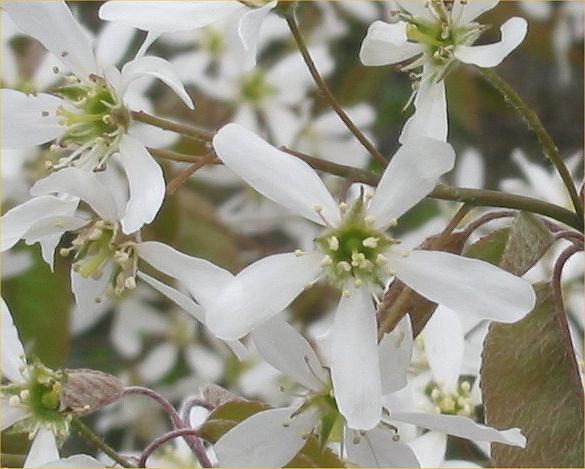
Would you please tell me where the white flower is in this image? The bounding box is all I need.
[1,299,62,467]
[207,123,536,430]
[1,1,193,234]
[98,0,279,70]
[359,0,527,142]
[37,455,104,468]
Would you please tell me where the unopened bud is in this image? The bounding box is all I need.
[60,369,124,416]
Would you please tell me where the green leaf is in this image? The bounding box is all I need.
[464,228,510,265]
[481,283,584,467]
[199,401,345,467]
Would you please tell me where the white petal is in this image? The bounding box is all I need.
[24,427,59,468]
[360,21,424,66]
[98,1,243,33]
[95,23,137,68]
[331,286,381,430]
[368,137,455,228]
[423,306,464,391]
[1,196,79,252]
[206,252,323,340]
[237,1,277,70]
[1,398,28,430]
[215,406,317,467]
[3,1,97,80]
[399,76,448,143]
[390,412,526,447]
[39,455,105,468]
[1,89,63,149]
[454,17,528,68]
[31,168,119,222]
[136,241,234,309]
[137,343,178,383]
[213,124,341,226]
[454,0,500,25]
[137,271,205,324]
[186,344,224,382]
[455,148,485,189]
[117,136,165,234]
[346,427,420,467]
[70,267,112,334]
[390,250,537,323]
[120,56,194,109]
[396,0,434,20]
[1,299,26,383]
[379,314,413,395]
[251,316,327,391]
[409,431,448,468]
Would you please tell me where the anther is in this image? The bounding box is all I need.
[362,237,379,248]
[8,395,20,407]
[320,255,333,267]
[328,236,339,251]
[294,249,305,257]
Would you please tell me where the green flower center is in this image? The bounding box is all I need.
[239,70,275,104]
[425,380,475,417]
[315,200,396,288]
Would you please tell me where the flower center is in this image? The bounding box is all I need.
[239,70,275,104]
[50,74,130,171]
[60,220,138,296]
[315,201,396,288]
[425,380,475,417]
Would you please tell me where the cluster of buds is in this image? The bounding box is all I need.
[48,74,130,171]
[424,380,475,417]
[60,219,138,296]
[315,197,397,289]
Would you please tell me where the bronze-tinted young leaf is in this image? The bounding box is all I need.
[286,435,345,468]
[481,283,584,467]
[464,228,510,266]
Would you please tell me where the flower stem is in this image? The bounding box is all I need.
[71,417,134,467]
[479,68,583,224]
[166,152,218,194]
[138,428,208,467]
[123,386,212,467]
[131,110,214,142]
[285,14,388,167]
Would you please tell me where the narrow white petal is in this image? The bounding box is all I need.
[455,18,528,68]
[120,56,194,109]
[1,196,79,252]
[390,250,537,323]
[98,1,243,33]
[137,272,205,324]
[399,76,448,143]
[1,89,63,149]
[95,23,136,67]
[331,286,381,430]
[117,136,165,234]
[455,148,485,189]
[213,124,340,226]
[31,168,119,222]
[251,316,327,391]
[379,314,413,395]
[360,21,424,66]
[423,306,464,391]
[206,252,323,340]
[346,427,420,467]
[24,427,59,468]
[409,431,448,468]
[136,241,234,309]
[238,1,277,70]
[137,343,178,383]
[1,398,28,430]
[215,407,317,467]
[70,267,112,334]
[1,299,26,383]
[368,137,455,228]
[390,412,527,447]
[3,1,97,79]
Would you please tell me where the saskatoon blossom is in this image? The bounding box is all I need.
[360,0,527,142]
[1,0,193,234]
[207,123,536,431]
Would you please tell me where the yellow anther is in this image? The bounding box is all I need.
[362,237,379,248]
[328,236,340,251]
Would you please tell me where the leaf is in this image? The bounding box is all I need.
[200,401,346,467]
[481,283,584,467]
[465,212,553,275]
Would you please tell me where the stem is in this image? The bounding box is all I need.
[461,210,517,237]
[166,153,218,194]
[551,244,584,391]
[131,110,214,142]
[138,429,208,468]
[71,418,134,467]
[285,15,388,167]
[123,387,212,467]
[147,147,214,164]
[479,68,583,224]
[181,397,216,424]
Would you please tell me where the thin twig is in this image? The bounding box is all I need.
[138,428,208,468]
[166,153,218,194]
[147,147,215,164]
[461,210,517,237]
[71,418,134,467]
[132,110,214,142]
[181,397,216,425]
[123,387,212,467]
[285,14,388,167]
